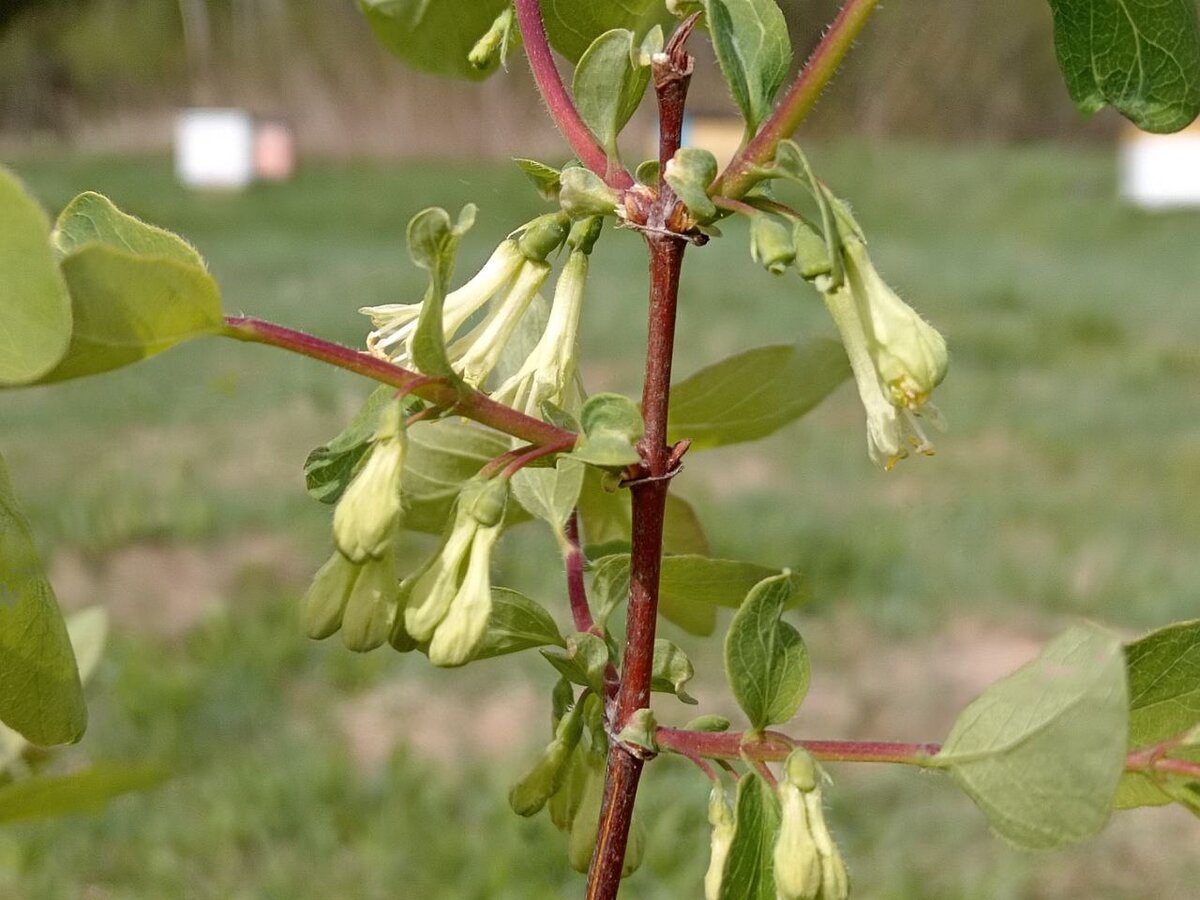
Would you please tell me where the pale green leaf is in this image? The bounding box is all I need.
[407,206,475,382]
[51,192,206,267]
[573,29,651,156]
[541,632,611,694]
[0,167,72,385]
[936,624,1128,850]
[663,148,719,223]
[703,0,792,133]
[1114,620,1200,809]
[471,588,566,661]
[514,158,564,201]
[668,340,851,449]
[1047,0,1200,133]
[0,762,167,824]
[0,454,86,746]
[511,457,586,543]
[38,245,222,383]
[573,392,644,468]
[304,386,407,505]
[401,419,522,534]
[724,573,809,730]
[651,638,699,704]
[719,772,780,900]
[541,0,675,63]
[358,0,510,80]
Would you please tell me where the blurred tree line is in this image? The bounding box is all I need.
[0,0,1117,156]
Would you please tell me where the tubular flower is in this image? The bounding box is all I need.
[705,786,736,900]
[772,750,850,900]
[361,239,525,364]
[822,234,948,469]
[491,245,588,417]
[332,401,406,563]
[360,214,567,388]
[403,479,508,664]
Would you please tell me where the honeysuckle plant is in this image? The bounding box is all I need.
[2,0,1200,896]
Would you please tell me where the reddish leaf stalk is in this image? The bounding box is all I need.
[564,512,595,634]
[711,0,881,199]
[221,316,575,448]
[512,0,633,189]
[584,33,694,900]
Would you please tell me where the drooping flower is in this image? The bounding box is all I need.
[403,478,508,666]
[704,785,736,900]
[772,749,850,900]
[822,232,948,469]
[491,231,591,417]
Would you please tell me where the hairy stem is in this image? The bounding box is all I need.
[221,316,574,448]
[512,0,632,189]
[584,31,694,900]
[711,0,881,198]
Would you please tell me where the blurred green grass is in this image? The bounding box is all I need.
[1,142,1199,898]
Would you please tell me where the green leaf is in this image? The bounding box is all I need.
[358,0,511,80]
[936,624,1128,850]
[668,340,851,449]
[1114,620,1200,809]
[724,573,810,730]
[305,386,406,505]
[663,148,720,223]
[0,454,86,746]
[573,29,651,156]
[541,0,675,63]
[651,638,699,704]
[38,244,223,384]
[662,493,711,558]
[541,632,611,695]
[576,467,709,559]
[510,456,586,546]
[407,205,475,381]
[401,419,520,534]
[591,553,795,635]
[52,192,206,267]
[471,588,566,661]
[719,772,781,900]
[0,167,72,385]
[514,158,564,200]
[573,392,644,468]
[703,0,792,134]
[0,762,167,824]
[1047,0,1200,133]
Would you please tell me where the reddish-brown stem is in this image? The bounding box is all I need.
[512,0,632,190]
[584,33,694,900]
[221,316,575,449]
[564,512,595,634]
[657,728,943,768]
[711,0,881,199]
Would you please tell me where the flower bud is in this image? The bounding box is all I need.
[509,701,584,817]
[844,236,948,410]
[426,522,501,667]
[517,213,571,262]
[784,747,818,793]
[548,747,588,832]
[467,478,509,528]
[559,168,619,219]
[332,406,406,563]
[751,214,797,275]
[300,551,359,640]
[567,752,606,873]
[622,819,646,878]
[340,552,400,653]
[774,780,822,900]
[803,791,851,900]
[704,786,736,900]
[468,7,515,71]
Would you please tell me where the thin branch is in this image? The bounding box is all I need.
[657,728,942,768]
[512,0,633,189]
[564,512,595,634]
[711,0,881,199]
[221,316,575,449]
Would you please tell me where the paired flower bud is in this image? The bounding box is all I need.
[403,479,508,667]
[299,549,401,653]
[468,7,515,72]
[750,213,797,275]
[509,700,584,817]
[332,402,406,563]
[773,749,850,900]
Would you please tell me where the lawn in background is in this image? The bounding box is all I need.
[1,142,1199,898]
